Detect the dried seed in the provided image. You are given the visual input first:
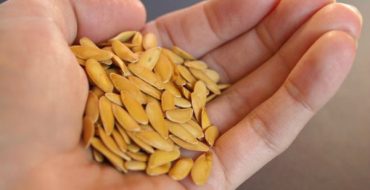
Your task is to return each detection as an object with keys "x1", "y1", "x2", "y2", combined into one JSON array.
[
  {"x1": 125, "y1": 161, "x2": 146, "y2": 171},
  {"x1": 184, "y1": 120, "x2": 204, "y2": 139},
  {"x1": 121, "y1": 91, "x2": 148, "y2": 125},
  {"x1": 112, "y1": 129, "x2": 128, "y2": 152},
  {"x1": 76, "y1": 58, "x2": 85, "y2": 66},
  {"x1": 181, "y1": 87, "x2": 191, "y2": 99},
  {"x1": 165, "y1": 108, "x2": 193, "y2": 124},
  {"x1": 193, "y1": 80, "x2": 209, "y2": 97},
  {"x1": 172, "y1": 46, "x2": 195, "y2": 60},
  {"x1": 82, "y1": 116, "x2": 95, "y2": 148},
  {"x1": 169, "y1": 135, "x2": 209, "y2": 152},
  {"x1": 112, "y1": 55, "x2": 131, "y2": 76},
  {"x1": 204, "y1": 69, "x2": 220, "y2": 83},
  {"x1": 137, "y1": 47, "x2": 161, "y2": 70},
  {"x1": 127, "y1": 131, "x2": 155, "y2": 153},
  {"x1": 143, "y1": 33, "x2": 158, "y2": 50},
  {"x1": 218, "y1": 83, "x2": 230, "y2": 90},
  {"x1": 128, "y1": 64, "x2": 164, "y2": 90},
  {"x1": 201, "y1": 107, "x2": 211, "y2": 129},
  {"x1": 131, "y1": 32, "x2": 143, "y2": 52},
  {"x1": 111, "y1": 104, "x2": 141, "y2": 131},
  {"x1": 191, "y1": 93, "x2": 204, "y2": 121},
  {"x1": 85, "y1": 59, "x2": 114, "y2": 92},
  {"x1": 85, "y1": 91, "x2": 99, "y2": 122},
  {"x1": 155, "y1": 53, "x2": 173, "y2": 83},
  {"x1": 127, "y1": 144, "x2": 140, "y2": 153},
  {"x1": 185, "y1": 61, "x2": 208, "y2": 70},
  {"x1": 206, "y1": 94, "x2": 217, "y2": 103},
  {"x1": 99, "y1": 96, "x2": 114, "y2": 135},
  {"x1": 91, "y1": 138, "x2": 127, "y2": 173},
  {"x1": 112, "y1": 40, "x2": 138, "y2": 63},
  {"x1": 161, "y1": 90, "x2": 175, "y2": 111},
  {"x1": 204, "y1": 126, "x2": 219, "y2": 146},
  {"x1": 173, "y1": 74, "x2": 187, "y2": 86},
  {"x1": 169, "y1": 158, "x2": 194, "y2": 181},
  {"x1": 80, "y1": 37, "x2": 99, "y2": 49},
  {"x1": 146, "y1": 162, "x2": 171, "y2": 176},
  {"x1": 92, "y1": 149, "x2": 104, "y2": 162},
  {"x1": 189, "y1": 68, "x2": 220, "y2": 95},
  {"x1": 191, "y1": 152, "x2": 212, "y2": 186},
  {"x1": 162, "y1": 48, "x2": 184, "y2": 64},
  {"x1": 109, "y1": 31, "x2": 136, "y2": 43},
  {"x1": 127, "y1": 151, "x2": 148, "y2": 162},
  {"x1": 97, "y1": 126, "x2": 131, "y2": 161},
  {"x1": 136, "y1": 131, "x2": 174, "y2": 151},
  {"x1": 71, "y1": 46, "x2": 113, "y2": 61},
  {"x1": 177, "y1": 65, "x2": 196, "y2": 84},
  {"x1": 105, "y1": 92, "x2": 123, "y2": 106},
  {"x1": 128, "y1": 76, "x2": 161, "y2": 99},
  {"x1": 148, "y1": 148, "x2": 180, "y2": 168},
  {"x1": 117, "y1": 126, "x2": 131, "y2": 144},
  {"x1": 91, "y1": 86, "x2": 105, "y2": 97},
  {"x1": 166, "y1": 121, "x2": 198, "y2": 144},
  {"x1": 174, "y1": 97, "x2": 192, "y2": 108},
  {"x1": 100, "y1": 59, "x2": 113, "y2": 65},
  {"x1": 146, "y1": 99, "x2": 168, "y2": 139},
  {"x1": 164, "y1": 82, "x2": 182, "y2": 97},
  {"x1": 110, "y1": 73, "x2": 146, "y2": 104}
]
